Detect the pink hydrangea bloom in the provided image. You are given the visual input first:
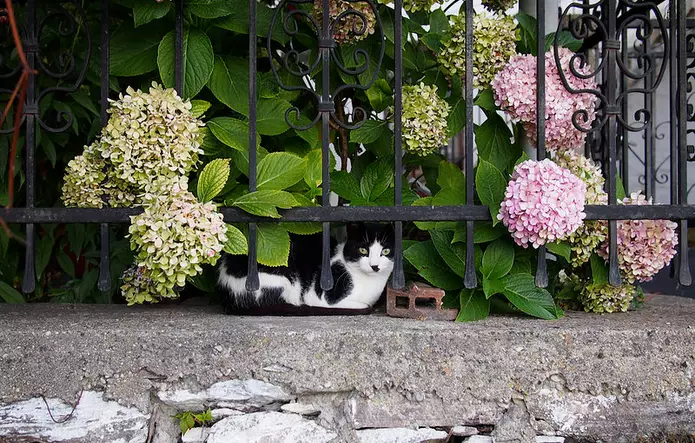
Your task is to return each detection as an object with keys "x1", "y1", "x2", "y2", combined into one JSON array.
[
  {"x1": 598, "y1": 192, "x2": 678, "y2": 283},
  {"x1": 492, "y1": 48, "x2": 597, "y2": 151},
  {"x1": 498, "y1": 159, "x2": 587, "y2": 248}
]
